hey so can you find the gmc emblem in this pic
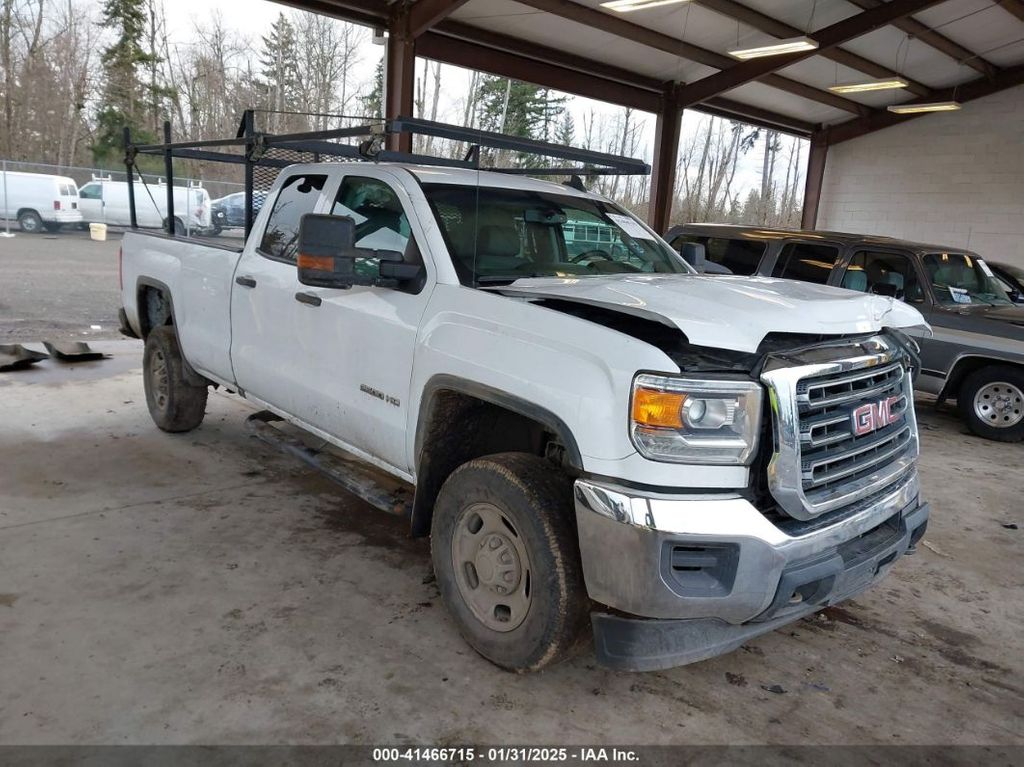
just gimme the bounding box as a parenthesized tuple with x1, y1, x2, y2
(851, 396, 902, 436)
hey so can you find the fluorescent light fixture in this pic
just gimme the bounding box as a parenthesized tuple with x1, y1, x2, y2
(828, 78, 909, 94)
(728, 36, 818, 60)
(886, 100, 961, 114)
(600, 0, 690, 11)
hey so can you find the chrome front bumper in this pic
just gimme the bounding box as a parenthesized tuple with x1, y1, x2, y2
(574, 474, 928, 670)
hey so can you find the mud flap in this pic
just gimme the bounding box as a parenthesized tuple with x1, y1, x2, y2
(0, 344, 49, 372)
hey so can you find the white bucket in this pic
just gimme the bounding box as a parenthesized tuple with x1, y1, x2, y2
(89, 223, 107, 242)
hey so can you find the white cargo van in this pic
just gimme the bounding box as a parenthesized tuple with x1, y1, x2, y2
(77, 177, 212, 233)
(0, 171, 82, 233)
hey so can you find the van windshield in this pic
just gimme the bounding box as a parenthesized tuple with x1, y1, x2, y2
(421, 184, 691, 286)
(923, 253, 1013, 306)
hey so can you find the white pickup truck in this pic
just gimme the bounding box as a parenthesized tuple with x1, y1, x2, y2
(119, 162, 931, 672)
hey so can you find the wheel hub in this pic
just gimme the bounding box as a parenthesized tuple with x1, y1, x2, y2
(974, 381, 1023, 428)
(150, 349, 170, 412)
(474, 533, 522, 595)
(451, 502, 532, 632)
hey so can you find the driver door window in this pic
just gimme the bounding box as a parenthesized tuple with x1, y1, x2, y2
(330, 176, 416, 277)
(844, 251, 923, 302)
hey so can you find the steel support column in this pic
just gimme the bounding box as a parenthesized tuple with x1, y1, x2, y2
(801, 132, 828, 230)
(648, 86, 683, 235)
(386, 8, 415, 153)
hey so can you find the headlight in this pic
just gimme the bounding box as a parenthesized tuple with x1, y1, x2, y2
(630, 374, 762, 465)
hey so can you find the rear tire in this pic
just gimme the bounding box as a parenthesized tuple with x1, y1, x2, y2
(431, 453, 589, 672)
(958, 365, 1024, 442)
(143, 325, 208, 433)
(163, 217, 186, 235)
(18, 210, 43, 233)
(42, 221, 61, 233)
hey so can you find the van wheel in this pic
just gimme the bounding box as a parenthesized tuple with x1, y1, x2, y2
(43, 222, 61, 233)
(959, 365, 1024, 442)
(431, 453, 589, 672)
(163, 217, 185, 234)
(18, 210, 43, 233)
(143, 326, 208, 433)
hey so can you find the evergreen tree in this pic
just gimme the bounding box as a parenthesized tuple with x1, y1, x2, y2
(555, 112, 576, 147)
(92, 0, 159, 161)
(360, 59, 384, 120)
(473, 76, 566, 166)
(259, 13, 303, 132)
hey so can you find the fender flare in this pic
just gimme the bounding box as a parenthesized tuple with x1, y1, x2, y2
(135, 277, 208, 387)
(414, 374, 583, 471)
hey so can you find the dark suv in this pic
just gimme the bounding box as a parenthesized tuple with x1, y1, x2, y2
(666, 224, 1024, 442)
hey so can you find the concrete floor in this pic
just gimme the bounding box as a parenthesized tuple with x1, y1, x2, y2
(0, 341, 1021, 745)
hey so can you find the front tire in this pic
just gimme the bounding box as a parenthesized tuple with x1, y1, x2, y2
(143, 325, 208, 432)
(431, 453, 589, 672)
(959, 365, 1024, 442)
(18, 210, 43, 233)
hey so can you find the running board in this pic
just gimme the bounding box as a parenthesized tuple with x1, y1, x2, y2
(246, 410, 413, 517)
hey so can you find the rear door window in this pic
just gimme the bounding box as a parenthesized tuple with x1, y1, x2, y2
(258, 174, 327, 262)
(771, 242, 840, 285)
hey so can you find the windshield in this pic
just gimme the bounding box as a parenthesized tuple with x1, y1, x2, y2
(421, 184, 691, 285)
(923, 252, 1013, 306)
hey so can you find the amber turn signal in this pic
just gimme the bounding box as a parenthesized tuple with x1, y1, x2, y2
(632, 388, 685, 429)
(298, 253, 334, 271)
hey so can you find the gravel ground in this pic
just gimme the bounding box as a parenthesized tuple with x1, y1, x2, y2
(0, 229, 124, 343)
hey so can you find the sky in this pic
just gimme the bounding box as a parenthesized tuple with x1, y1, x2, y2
(156, 0, 807, 204)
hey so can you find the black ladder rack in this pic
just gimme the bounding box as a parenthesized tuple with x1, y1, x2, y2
(123, 111, 651, 237)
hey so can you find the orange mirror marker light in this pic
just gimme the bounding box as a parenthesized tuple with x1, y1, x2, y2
(632, 389, 686, 429)
(298, 253, 334, 271)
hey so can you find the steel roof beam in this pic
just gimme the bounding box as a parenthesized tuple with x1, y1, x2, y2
(512, 0, 869, 115)
(676, 0, 946, 109)
(695, 0, 932, 97)
(408, 0, 472, 38)
(996, 0, 1024, 22)
(826, 63, 1024, 144)
(844, 0, 997, 77)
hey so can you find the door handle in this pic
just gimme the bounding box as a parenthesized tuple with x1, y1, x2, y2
(295, 292, 322, 307)
(235, 275, 257, 288)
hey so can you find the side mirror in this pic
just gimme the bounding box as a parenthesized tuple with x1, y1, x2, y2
(296, 213, 405, 289)
(679, 242, 707, 273)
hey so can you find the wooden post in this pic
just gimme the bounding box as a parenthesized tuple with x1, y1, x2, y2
(648, 85, 682, 235)
(385, 7, 415, 153)
(801, 131, 829, 230)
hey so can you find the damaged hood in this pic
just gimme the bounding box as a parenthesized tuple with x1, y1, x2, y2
(498, 273, 928, 354)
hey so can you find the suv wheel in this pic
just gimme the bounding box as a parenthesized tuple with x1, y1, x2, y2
(431, 453, 589, 672)
(143, 326, 208, 432)
(959, 365, 1024, 442)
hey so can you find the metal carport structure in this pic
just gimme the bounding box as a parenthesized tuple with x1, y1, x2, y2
(275, 0, 1024, 233)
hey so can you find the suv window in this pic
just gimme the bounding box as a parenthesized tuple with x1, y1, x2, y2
(772, 242, 839, 284)
(79, 183, 101, 200)
(922, 252, 1013, 306)
(258, 174, 327, 261)
(671, 235, 765, 275)
(844, 251, 924, 302)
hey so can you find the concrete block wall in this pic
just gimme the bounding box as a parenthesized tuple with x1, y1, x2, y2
(816, 84, 1024, 267)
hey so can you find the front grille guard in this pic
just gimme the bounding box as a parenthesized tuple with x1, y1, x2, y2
(760, 334, 920, 522)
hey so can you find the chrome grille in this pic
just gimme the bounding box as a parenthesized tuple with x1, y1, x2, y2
(761, 335, 919, 522)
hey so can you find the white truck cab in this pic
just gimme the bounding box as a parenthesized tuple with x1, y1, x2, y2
(119, 160, 931, 672)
